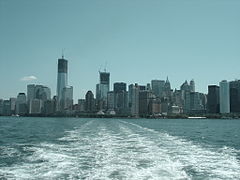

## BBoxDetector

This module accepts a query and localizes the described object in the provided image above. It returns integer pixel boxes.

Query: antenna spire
[62,48,65,59]
[104,61,107,72]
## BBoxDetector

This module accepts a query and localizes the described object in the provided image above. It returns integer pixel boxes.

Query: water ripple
[0,119,240,180]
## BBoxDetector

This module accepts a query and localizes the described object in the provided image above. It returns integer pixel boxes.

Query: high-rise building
[207,85,220,113]
[164,77,171,91]
[114,82,126,93]
[199,93,207,112]
[43,100,56,115]
[98,71,110,100]
[107,91,115,110]
[229,80,240,113]
[35,85,51,101]
[28,84,51,102]
[147,83,151,91]
[27,84,35,102]
[151,80,165,98]
[219,80,230,114]
[62,86,73,110]
[139,90,152,116]
[10,98,16,114]
[164,77,171,97]
[0,99,3,115]
[27,84,51,114]
[148,98,161,115]
[184,92,203,114]
[180,80,191,112]
[3,100,11,116]
[173,90,184,109]
[16,93,27,115]
[29,99,43,114]
[180,80,190,92]
[128,84,139,117]
[113,82,128,115]
[139,85,146,91]
[190,79,195,92]
[57,56,68,110]
[96,71,110,110]
[78,99,86,112]
[85,91,95,113]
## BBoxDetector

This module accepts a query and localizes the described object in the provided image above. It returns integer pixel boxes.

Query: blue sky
[1,0,240,102]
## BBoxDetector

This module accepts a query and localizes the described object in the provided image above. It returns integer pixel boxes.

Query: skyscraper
[27,84,51,114]
[0,99,3,115]
[184,92,203,114]
[29,99,43,114]
[62,86,73,110]
[151,80,165,98]
[10,98,16,115]
[128,84,139,117]
[229,80,240,113]
[180,80,190,92]
[27,84,35,102]
[85,90,95,113]
[2,100,11,116]
[164,77,171,97]
[56,56,73,112]
[190,79,195,92]
[207,85,220,113]
[16,93,27,115]
[107,91,115,110]
[113,82,128,115]
[114,82,126,93]
[35,85,51,101]
[98,71,110,100]
[139,90,152,116]
[96,71,110,110]
[219,80,230,114]
[57,56,68,110]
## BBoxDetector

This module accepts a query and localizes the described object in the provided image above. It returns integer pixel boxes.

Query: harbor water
[0,117,240,179]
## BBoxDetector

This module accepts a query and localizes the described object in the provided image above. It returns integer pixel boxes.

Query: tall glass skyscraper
[96,71,110,101]
[151,80,165,98]
[219,80,230,114]
[128,84,139,117]
[207,85,220,113]
[57,56,68,111]
[96,71,110,111]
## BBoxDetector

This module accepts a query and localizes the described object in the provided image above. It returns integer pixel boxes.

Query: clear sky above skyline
[1,0,240,102]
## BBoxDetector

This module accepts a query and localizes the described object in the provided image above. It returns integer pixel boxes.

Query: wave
[0,119,239,180]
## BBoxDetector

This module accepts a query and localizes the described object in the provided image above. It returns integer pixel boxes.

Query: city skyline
[1,0,240,101]
[0,53,238,103]
[2,54,239,117]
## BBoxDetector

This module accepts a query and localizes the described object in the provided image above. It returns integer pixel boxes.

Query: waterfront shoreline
[1,114,240,119]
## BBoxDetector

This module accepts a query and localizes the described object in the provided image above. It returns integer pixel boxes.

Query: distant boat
[12,114,20,117]
[188,116,206,119]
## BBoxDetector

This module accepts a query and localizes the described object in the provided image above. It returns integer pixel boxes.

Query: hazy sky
[1,0,240,102]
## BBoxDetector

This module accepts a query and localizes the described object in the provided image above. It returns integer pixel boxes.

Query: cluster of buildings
[208,80,240,114]
[0,56,240,117]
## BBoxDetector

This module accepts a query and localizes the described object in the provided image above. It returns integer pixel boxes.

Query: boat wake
[0,119,240,180]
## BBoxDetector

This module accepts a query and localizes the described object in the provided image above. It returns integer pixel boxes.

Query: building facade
[85,91,95,113]
[57,56,68,111]
[207,85,220,113]
[219,80,230,114]
[151,80,165,98]
[96,71,110,110]
[128,84,140,117]
[229,80,240,113]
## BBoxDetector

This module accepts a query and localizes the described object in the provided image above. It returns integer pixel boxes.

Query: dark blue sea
[0,117,240,179]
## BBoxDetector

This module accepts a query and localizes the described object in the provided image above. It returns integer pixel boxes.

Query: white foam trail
[119,120,240,179]
[0,119,239,180]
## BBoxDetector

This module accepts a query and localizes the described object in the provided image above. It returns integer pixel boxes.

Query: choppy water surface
[0,117,240,179]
